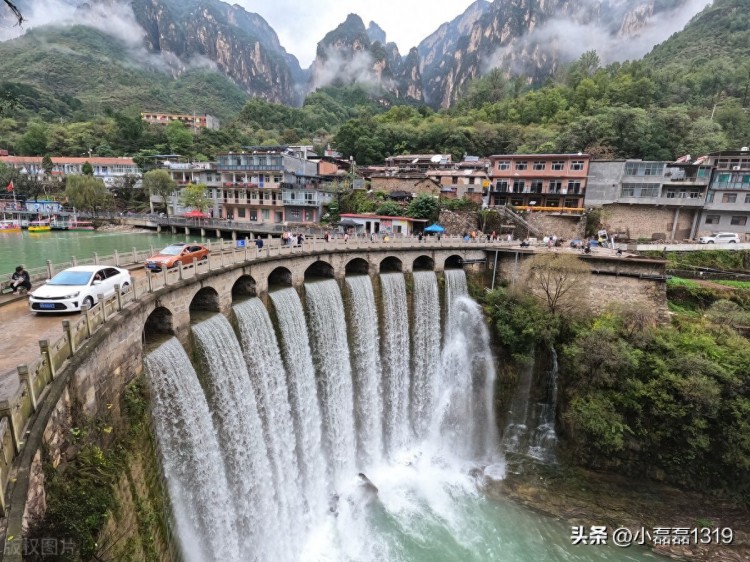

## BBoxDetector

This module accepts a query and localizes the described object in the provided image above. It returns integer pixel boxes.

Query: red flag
[6,180,12,192]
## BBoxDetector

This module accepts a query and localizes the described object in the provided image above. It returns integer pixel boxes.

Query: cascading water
[379,272,412,455]
[192,315,286,561]
[528,348,560,463]
[269,288,328,514]
[344,275,384,467]
[144,338,241,562]
[234,298,305,533]
[501,361,535,454]
[410,271,441,440]
[304,279,357,483]
[149,272,652,562]
[443,268,469,342]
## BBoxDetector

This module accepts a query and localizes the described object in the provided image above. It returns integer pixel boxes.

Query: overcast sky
[238,0,477,66]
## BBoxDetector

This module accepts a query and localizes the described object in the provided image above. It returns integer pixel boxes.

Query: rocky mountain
[309,13,423,102]
[417,0,706,108]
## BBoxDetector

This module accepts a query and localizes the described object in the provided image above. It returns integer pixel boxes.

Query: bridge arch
[379,256,403,273]
[232,274,257,300]
[413,255,435,271]
[305,260,334,281]
[190,287,220,314]
[445,255,464,269]
[143,306,174,345]
[345,257,369,276]
[269,266,293,288]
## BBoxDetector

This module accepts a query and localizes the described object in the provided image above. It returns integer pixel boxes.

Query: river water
[0,230,218,275]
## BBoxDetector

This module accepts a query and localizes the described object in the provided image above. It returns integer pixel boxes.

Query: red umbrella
[182,210,209,218]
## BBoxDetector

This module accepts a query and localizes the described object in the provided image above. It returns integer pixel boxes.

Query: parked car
[29,266,131,313]
[698,232,741,244]
[145,243,210,272]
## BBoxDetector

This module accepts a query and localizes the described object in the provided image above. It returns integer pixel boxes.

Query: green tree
[180,183,210,212]
[81,161,94,176]
[165,120,194,156]
[142,169,177,218]
[406,194,439,221]
[16,122,48,155]
[375,200,402,216]
[64,176,108,217]
[41,155,53,177]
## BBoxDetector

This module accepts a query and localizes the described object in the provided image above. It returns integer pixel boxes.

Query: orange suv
[145,243,209,272]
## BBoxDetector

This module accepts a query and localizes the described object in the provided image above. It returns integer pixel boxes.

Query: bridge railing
[0,235,501,514]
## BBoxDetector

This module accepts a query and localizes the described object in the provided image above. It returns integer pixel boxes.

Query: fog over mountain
[0,0,713,108]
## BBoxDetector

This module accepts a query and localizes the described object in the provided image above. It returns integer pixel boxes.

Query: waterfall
[344,275,384,467]
[379,272,412,454]
[144,338,241,562]
[411,271,441,440]
[192,315,285,561]
[234,298,305,535]
[444,269,469,342]
[528,348,560,463]
[269,288,328,514]
[304,279,357,484]
[438,269,498,459]
[501,361,535,454]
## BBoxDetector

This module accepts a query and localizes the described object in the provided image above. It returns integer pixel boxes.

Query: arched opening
[379,256,403,273]
[232,275,257,300]
[305,260,334,281]
[413,255,435,271]
[190,287,220,315]
[143,306,174,345]
[445,255,464,269]
[268,267,293,288]
[345,258,369,276]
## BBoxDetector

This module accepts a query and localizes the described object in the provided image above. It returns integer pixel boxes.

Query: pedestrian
[10,265,31,294]
[344,232,349,243]
[418,232,423,242]
[491,230,497,241]
[507,233,512,242]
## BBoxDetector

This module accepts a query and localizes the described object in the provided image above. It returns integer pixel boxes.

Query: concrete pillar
[0,400,21,454]
[39,340,55,380]
[201,228,206,237]
[184,227,189,235]
[62,320,75,356]
[17,365,35,412]
[670,207,681,241]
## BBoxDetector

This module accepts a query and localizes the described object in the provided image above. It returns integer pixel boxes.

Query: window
[288,209,301,220]
[452,176,458,184]
[730,216,747,226]
[705,215,720,224]
[468,177,475,185]
[530,180,543,193]
[690,192,701,199]
[513,180,525,192]
[533,161,546,170]
[274,175,282,183]
[237,208,246,218]
[305,209,314,221]
[497,161,510,170]
[496,180,509,192]
[621,186,635,197]
[548,180,562,193]
[621,183,659,198]
[570,160,584,171]
[515,162,528,171]
[746,194,750,204]
[567,181,582,193]
[551,161,565,171]
[564,199,579,208]
[624,162,664,176]
[722,193,737,203]
[262,209,270,220]
[250,210,257,221]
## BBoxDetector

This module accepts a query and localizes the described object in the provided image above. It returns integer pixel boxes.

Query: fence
[0,234,502,515]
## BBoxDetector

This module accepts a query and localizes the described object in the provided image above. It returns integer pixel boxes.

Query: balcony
[703,201,750,211]
[215,163,283,171]
[282,197,319,206]
[617,196,705,207]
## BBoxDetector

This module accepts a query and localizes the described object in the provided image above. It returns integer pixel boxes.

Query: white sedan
[29,265,131,313]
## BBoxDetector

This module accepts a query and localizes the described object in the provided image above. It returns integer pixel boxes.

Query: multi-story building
[214,148,318,225]
[488,153,590,213]
[586,159,711,241]
[385,154,453,172]
[0,156,141,187]
[140,112,220,130]
[152,160,223,217]
[696,148,750,239]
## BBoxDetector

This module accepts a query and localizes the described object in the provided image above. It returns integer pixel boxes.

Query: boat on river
[68,220,95,231]
[0,219,21,232]
[28,220,51,232]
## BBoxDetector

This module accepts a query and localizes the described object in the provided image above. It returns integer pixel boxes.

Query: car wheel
[83,296,94,309]
[729,240,737,243]
[708,241,715,244]
[173,260,182,268]
[121,282,130,294]
[200,255,208,261]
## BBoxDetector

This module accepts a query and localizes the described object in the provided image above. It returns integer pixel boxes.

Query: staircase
[493,205,544,239]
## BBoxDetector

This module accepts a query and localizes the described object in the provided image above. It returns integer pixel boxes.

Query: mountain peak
[367,21,386,45]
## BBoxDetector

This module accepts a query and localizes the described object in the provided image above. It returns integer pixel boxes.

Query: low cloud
[311,46,391,92]
[485,0,711,75]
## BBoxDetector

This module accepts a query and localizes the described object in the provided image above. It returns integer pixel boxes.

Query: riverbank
[94,223,150,233]
[485,460,749,561]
